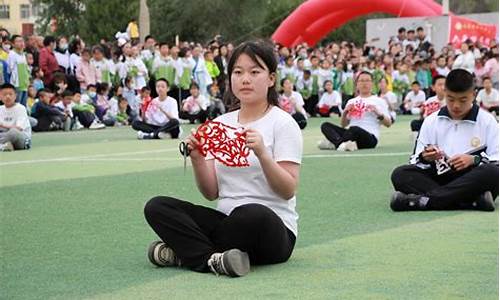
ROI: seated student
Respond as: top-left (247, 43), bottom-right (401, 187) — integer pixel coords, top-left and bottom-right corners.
top-left (31, 89), bottom-right (68, 132)
top-left (476, 77), bottom-right (498, 116)
top-left (295, 69), bottom-right (313, 115)
top-left (138, 86), bottom-right (152, 121)
top-left (143, 40), bottom-right (302, 278)
top-left (390, 69), bottom-right (499, 212)
top-left (108, 95), bottom-right (131, 126)
top-left (95, 82), bottom-right (115, 126)
top-left (378, 77), bottom-right (397, 123)
top-left (206, 83), bottom-right (226, 120)
top-left (111, 85), bottom-right (137, 122)
top-left (71, 91), bottom-right (105, 130)
top-left (54, 90), bottom-right (79, 131)
top-left (0, 83), bottom-right (32, 151)
top-left (279, 78), bottom-right (307, 129)
top-left (80, 84), bottom-right (97, 105)
top-left (316, 80), bottom-right (342, 117)
top-left (318, 71), bottom-right (391, 151)
top-left (402, 81), bottom-right (426, 115)
top-left (132, 78), bottom-right (180, 139)
top-left (410, 75), bottom-right (447, 139)
top-left (179, 82), bottom-right (209, 124)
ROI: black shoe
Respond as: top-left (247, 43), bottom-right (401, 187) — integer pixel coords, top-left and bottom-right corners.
top-left (390, 191), bottom-right (426, 212)
top-left (471, 191), bottom-right (495, 212)
top-left (147, 241), bottom-right (181, 267)
top-left (207, 249), bottom-right (250, 277)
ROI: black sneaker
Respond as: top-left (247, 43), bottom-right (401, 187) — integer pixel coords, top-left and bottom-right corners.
top-left (390, 191), bottom-right (426, 212)
top-left (147, 241), bottom-right (181, 267)
top-left (207, 249), bottom-right (250, 277)
top-left (471, 191), bottom-right (495, 212)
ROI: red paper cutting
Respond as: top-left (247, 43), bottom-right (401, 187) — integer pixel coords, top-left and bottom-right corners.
top-left (422, 100), bottom-right (441, 117)
top-left (348, 100), bottom-right (366, 119)
top-left (194, 121), bottom-right (250, 167)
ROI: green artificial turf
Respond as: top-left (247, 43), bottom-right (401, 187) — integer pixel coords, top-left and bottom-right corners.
top-left (1, 116), bottom-right (497, 300)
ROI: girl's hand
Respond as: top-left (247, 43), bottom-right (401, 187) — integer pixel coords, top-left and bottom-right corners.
top-left (243, 128), bottom-right (266, 158)
top-left (184, 128), bottom-right (204, 161)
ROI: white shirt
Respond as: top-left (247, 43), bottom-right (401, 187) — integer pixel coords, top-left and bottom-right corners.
top-left (0, 103), bottom-right (31, 138)
top-left (318, 90), bottom-right (342, 109)
top-left (405, 90), bottom-right (426, 108)
top-left (346, 95), bottom-right (390, 139)
top-left (435, 66), bottom-right (450, 77)
top-left (144, 96), bottom-right (179, 126)
top-left (54, 101), bottom-right (75, 118)
top-left (380, 91), bottom-right (397, 110)
top-left (452, 51), bottom-right (475, 74)
top-left (411, 105), bottom-right (498, 166)
top-left (476, 88), bottom-right (499, 107)
top-left (213, 107), bottom-right (303, 236)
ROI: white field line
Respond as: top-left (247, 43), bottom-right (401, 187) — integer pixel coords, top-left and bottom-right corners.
top-left (1, 150), bottom-right (410, 166)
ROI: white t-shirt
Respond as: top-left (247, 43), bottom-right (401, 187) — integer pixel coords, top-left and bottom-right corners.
top-left (476, 88), bottom-right (499, 107)
top-left (0, 103), bottom-right (31, 138)
top-left (380, 91), bottom-right (397, 110)
top-left (213, 106), bottom-right (303, 236)
top-left (318, 90), bottom-right (342, 108)
top-left (144, 96), bottom-right (179, 126)
top-left (405, 90), bottom-right (426, 114)
top-left (346, 95), bottom-right (390, 139)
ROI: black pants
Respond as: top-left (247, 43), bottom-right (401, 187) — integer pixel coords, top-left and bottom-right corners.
top-left (304, 94), bottom-right (319, 117)
top-left (321, 122), bottom-right (378, 149)
top-left (179, 110), bottom-right (208, 124)
top-left (73, 110), bottom-right (95, 128)
top-left (410, 118), bottom-right (424, 132)
top-left (144, 197), bottom-right (296, 272)
top-left (32, 114), bottom-right (65, 132)
top-left (132, 119), bottom-right (180, 138)
top-left (488, 106), bottom-right (499, 115)
top-left (391, 164), bottom-right (499, 210)
top-left (292, 113), bottom-right (307, 129)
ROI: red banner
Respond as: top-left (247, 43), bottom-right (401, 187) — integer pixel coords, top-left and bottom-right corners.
top-left (449, 15), bottom-right (497, 48)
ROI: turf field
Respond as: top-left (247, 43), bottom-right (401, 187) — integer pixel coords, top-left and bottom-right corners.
top-left (1, 116), bottom-right (498, 300)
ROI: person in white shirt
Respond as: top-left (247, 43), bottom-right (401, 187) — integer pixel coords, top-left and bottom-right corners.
top-left (378, 77), bottom-right (397, 123)
top-left (403, 81), bottom-right (426, 115)
top-left (179, 82), bottom-right (209, 124)
top-left (435, 55), bottom-right (450, 77)
top-left (131, 78), bottom-right (180, 139)
top-left (318, 71), bottom-right (392, 151)
top-left (144, 41), bottom-right (302, 277)
top-left (452, 42), bottom-right (475, 74)
top-left (279, 78), bottom-right (307, 129)
top-left (476, 77), bottom-right (499, 115)
top-left (410, 75), bottom-right (447, 136)
top-left (391, 69), bottom-right (498, 212)
top-left (316, 80), bottom-right (342, 117)
top-left (0, 83), bottom-right (31, 151)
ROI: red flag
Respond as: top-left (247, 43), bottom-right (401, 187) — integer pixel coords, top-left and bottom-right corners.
top-left (449, 15), bottom-right (497, 48)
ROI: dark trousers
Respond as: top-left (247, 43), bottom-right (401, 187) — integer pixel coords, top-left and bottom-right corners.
top-left (32, 114), bottom-right (65, 132)
top-left (391, 164), bottom-right (499, 210)
top-left (132, 119), bottom-right (180, 138)
top-left (292, 112), bottom-right (307, 129)
top-left (321, 122), bottom-right (378, 149)
top-left (179, 110), bottom-right (208, 124)
top-left (73, 110), bottom-right (95, 128)
top-left (144, 197), bottom-right (296, 272)
top-left (410, 118), bottom-right (424, 132)
top-left (304, 94), bottom-right (319, 117)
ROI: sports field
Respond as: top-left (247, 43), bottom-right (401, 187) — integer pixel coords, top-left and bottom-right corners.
top-left (1, 116), bottom-right (498, 300)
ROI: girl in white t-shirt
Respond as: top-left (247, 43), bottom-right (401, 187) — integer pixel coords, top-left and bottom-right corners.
top-left (279, 78), bottom-right (307, 129)
top-left (144, 41), bottom-right (303, 277)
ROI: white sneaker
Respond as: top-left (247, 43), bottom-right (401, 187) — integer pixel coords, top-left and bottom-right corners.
top-left (317, 139), bottom-right (336, 150)
top-left (89, 120), bottom-right (105, 130)
top-left (0, 142), bottom-right (14, 151)
top-left (179, 119), bottom-right (190, 124)
top-left (158, 132), bottom-right (171, 139)
top-left (72, 120), bottom-right (84, 130)
top-left (344, 140), bottom-right (358, 151)
top-left (336, 142), bottom-right (347, 151)
top-left (137, 131), bottom-right (153, 139)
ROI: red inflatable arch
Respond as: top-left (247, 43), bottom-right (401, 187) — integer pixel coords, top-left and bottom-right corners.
top-left (272, 0), bottom-right (443, 47)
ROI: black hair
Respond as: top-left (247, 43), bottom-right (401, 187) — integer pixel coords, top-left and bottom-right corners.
top-left (158, 42), bottom-right (169, 48)
top-left (62, 90), bottom-right (74, 97)
top-left (482, 76), bottom-right (492, 82)
top-left (407, 30), bottom-right (415, 34)
top-left (303, 70), bottom-right (311, 76)
top-left (355, 71), bottom-right (373, 82)
top-left (10, 34), bottom-right (22, 43)
top-left (155, 78), bottom-right (169, 87)
top-left (92, 45), bottom-right (104, 54)
top-left (68, 38), bottom-right (82, 54)
top-left (411, 81), bottom-right (420, 86)
top-left (224, 40), bottom-right (278, 111)
top-left (87, 84), bottom-right (97, 90)
top-left (0, 83), bottom-right (16, 91)
top-left (141, 86), bottom-right (151, 92)
top-left (445, 69), bottom-right (474, 92)
top-left (43, 36), bottom-right (56, 47)
top-left (280, 77), bottom-right (292, 88)
top-left (190, 82), bottom-right (200, 90)
top-left (398, 27), bottom-right (406, 34)
top-left (144, 35), bottom-right (154, 42)
top-left (416, 26), bottom-right (424, 31)
top-left (323, 80), bottom-right (333, 88)
top-left (96, 82), bottom-right (109, 94)
top-left (432, 75), bottom-right (446, 85)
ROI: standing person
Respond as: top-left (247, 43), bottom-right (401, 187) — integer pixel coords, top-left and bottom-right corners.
top-left (390, 69), bottom-right (498, 212)
top-left (144, 40), bottom-right (303, 277)
top-left (318, 71), bottom-right (391, 151)
top-left (75, 48), bottom-right (98, 93)
top-left (214, 44), bottom-right (229, 96)
top-left (38, 36), bottom-right (59, 87)
top-left (127, 19), bottom-right (140, 44)
top-left (0, 83), bottom-right (31, 151)
top-left (191, 46), bottom-right (212, 97)
top-left (7, 35), bottom-right (30, 106)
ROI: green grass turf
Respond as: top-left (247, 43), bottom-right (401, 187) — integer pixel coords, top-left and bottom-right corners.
top-left (1, 116), bottom-right (498, 300)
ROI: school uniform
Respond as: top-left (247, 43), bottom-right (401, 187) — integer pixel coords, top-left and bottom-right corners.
top-left (391, 104), bottom-right (499, 210)
top-left (132, 96), bottom-right (180, 138)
